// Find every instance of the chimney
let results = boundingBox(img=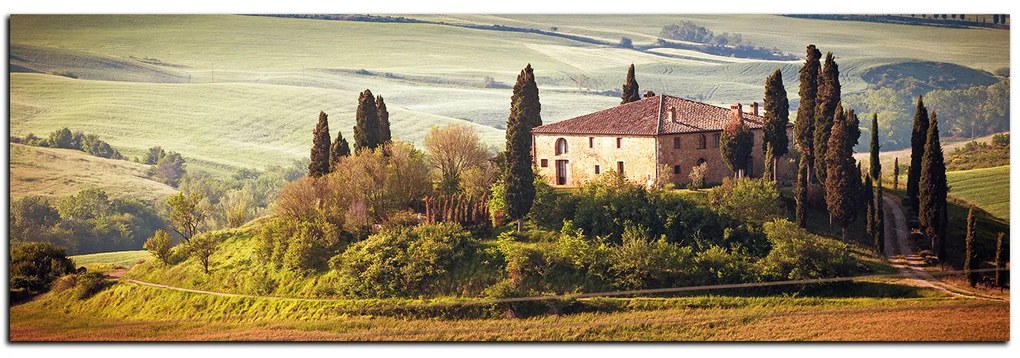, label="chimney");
[750,102,759,116]
[644,90,656,98]
[667,106,677,122]
[730,102,742,118]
